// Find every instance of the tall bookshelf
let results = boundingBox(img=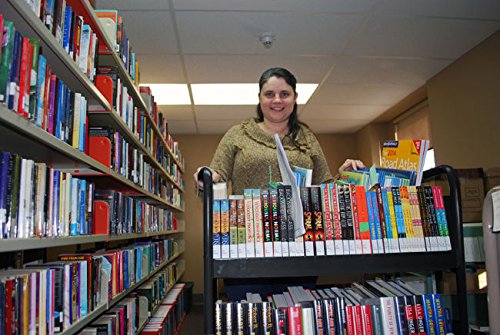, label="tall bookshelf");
[0,0,186,333]
[200,165,469,334]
